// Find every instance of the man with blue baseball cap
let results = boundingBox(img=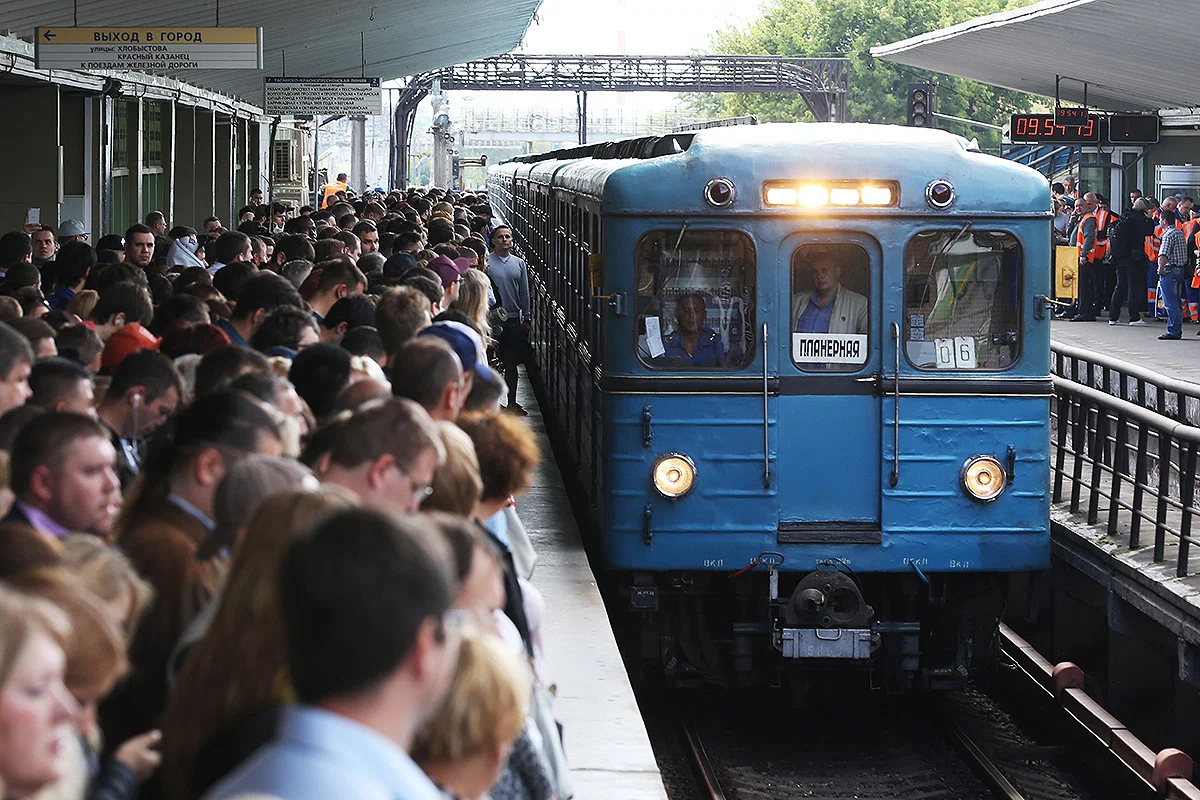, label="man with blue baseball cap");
[418,320,490,387]
[386,321,494,423]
